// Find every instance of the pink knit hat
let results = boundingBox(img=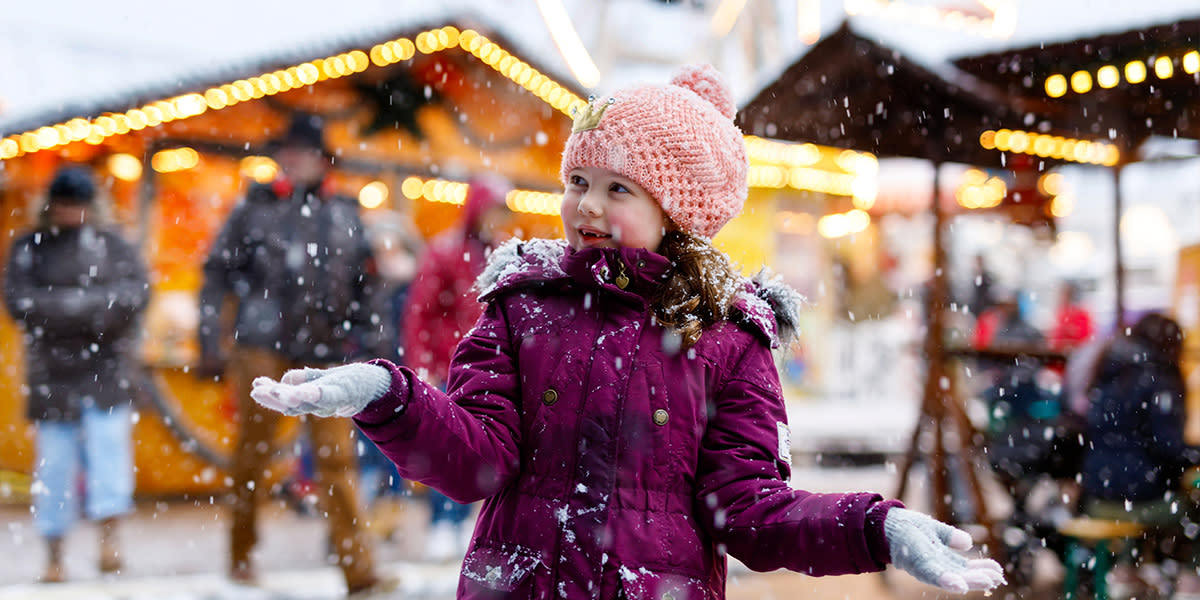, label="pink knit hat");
[560,64,748,240]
